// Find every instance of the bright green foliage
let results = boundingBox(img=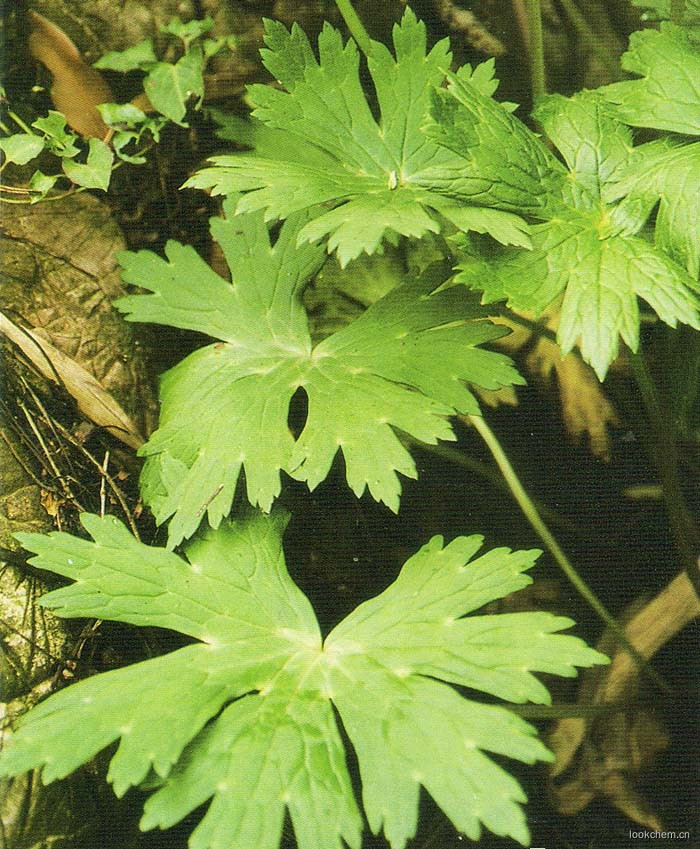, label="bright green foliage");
[606,139,700,278]
[600,23,700,134]
[429,85,700,379]
[61,137,114,191]
[31,111,80,157]
[116,199,523,546]
[1,511,607,849]
[143,51,205,125]
[185,10,531,267]
[94,18,233,125]
[0,133,45,165]
[0,112,113,196]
